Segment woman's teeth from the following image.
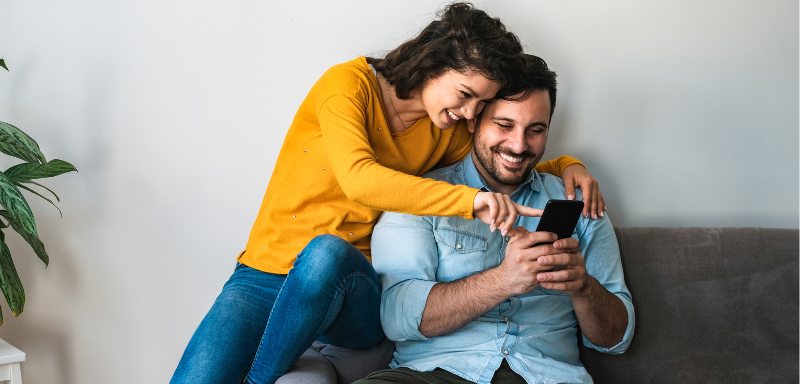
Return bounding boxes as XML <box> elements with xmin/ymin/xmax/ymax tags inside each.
<box><xmin>447</xmin><ymin>110</ymin><xmax>460</xmax><ymax>121</ymax></box>
<box><xmin>499</xmin><ymin>153</ymin><xmax>523</xmax><ymax>163</ymax></box>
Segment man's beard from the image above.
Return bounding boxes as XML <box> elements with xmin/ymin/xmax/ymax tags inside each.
<box><xmin>473</xmin><ymin>131</ymin><xmax>543</xmax><ymax>187</ymax></box>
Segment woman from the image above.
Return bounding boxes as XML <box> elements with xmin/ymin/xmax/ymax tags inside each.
<box><xmin>171</xmin><ymin>3</ymin><xmax>606</xmax><ymax>384</ymax></box>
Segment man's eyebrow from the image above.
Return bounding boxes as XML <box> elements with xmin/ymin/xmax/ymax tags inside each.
<box><xmin>491</xmin><ymin>117</ymin><xmax>516</xmax><ymax>124</ymax></box>
<box><xmin>491</xmin><ymin>116</ymin><xmax>548</xmax><ymax>128</ymax></box>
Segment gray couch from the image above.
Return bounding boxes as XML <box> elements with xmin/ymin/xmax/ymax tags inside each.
<box><xmin>580</xmin><ymin>227</ymin><xmax>799</xmax><ymax>383</ymax></box>
<box><xmin>290</xmin><ymin>227</ymin><xmax>798</xmax><ymax>384</ymax></box>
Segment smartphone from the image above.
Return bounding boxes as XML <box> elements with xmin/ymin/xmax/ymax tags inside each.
<box><xmin>534</xmin><ymin>200</ymin><xmax>584</xmax><ymax>246</ymax></box>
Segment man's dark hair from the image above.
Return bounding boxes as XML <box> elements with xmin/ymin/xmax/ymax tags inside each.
<box><xmin>475</xmin><ymin>54</ymin><xmax>558</xmax><ymax>128</ymax></box>
<box><xmin>367</xmin><ymin>2</ymin><xmax>524</xmax><ymax>100</ymax></box>
<box><xmin>512</xmin><ymin>54</ymin><xmax>557</xmax><ymax>117</ymax></box>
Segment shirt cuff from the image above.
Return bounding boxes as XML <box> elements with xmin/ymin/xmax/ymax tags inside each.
<box><xmin>582</xmin><ymin>293</ymin><xmax>636</xmax><ymax>354</ymax></box>
<box><xmin>389</xmin><ymin>279</ymin><xmax>438</xmax><ymax>341</ymax></box>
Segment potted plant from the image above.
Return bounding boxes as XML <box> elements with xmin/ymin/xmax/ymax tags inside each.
<box><xmin>0</xmin><ymin>58</ymin><xmax>77</xmax><ymax>324</ymax></box>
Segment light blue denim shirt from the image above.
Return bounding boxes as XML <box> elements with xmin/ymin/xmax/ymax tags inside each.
<box><xmin>371</xmin><ymin>153</ymin><xmax>635</xmax><ymax>384</ymax></box>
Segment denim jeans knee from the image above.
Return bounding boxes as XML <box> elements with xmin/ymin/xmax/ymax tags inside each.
<box><xmin>293</xmin><ymin>235</ymin><xmax>376</xmax><ymax>286</ymax></box>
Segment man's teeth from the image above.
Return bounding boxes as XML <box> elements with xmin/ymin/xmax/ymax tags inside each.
<box><xmin>447</xmin><ymin>110</ymin><xmax>460</xmax><ymax>121</ymax></box>
<box><xmin>499</xmin><ymin>153</ymin><xmax>523</xmax><ymax>163</ymax></box>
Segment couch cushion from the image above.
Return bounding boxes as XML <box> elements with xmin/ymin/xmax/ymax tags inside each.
<box><xmin>580</xmin><ymin>227</ymin><xmax>799</xmax><ymax>383</ymax></box>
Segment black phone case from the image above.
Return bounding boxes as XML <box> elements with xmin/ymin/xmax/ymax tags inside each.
<box><xmin>534</xmin><ymin>200</ymin><xmax>584</xmax><ymax>245</ymax></box>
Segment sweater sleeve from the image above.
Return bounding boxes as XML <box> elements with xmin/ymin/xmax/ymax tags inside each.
<box><xmin>318</xmin><ymin>94</ymin><xmax>479</xmax><ymax>219</ymax></box>
<box><xmin>534</xmin><ymin>156</ymin><xmax>584</xmax><ymax>177</ymax></box>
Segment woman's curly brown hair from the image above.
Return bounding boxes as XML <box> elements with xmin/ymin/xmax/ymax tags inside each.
<box><xmin>368</xmin><ymin>2</ymin><xmax>527</xmax><ymax>101</ymax></box>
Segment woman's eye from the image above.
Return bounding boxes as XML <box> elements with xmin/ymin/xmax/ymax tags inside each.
<box><xmin>460</xmin><ymin>91</ymin><xmax>471</xmax><ymax>98</ymax></box>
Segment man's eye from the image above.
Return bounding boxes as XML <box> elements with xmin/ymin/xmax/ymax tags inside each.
<box><xmin>498</xmin><ymin>124</ymin><xmax>512</xmax><ymax>129</ymax></box>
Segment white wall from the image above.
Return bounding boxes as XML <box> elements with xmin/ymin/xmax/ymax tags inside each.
<box><xmin>0</xmin><ymin>1</ymin><xmax>796</xmax><ymax>383</ymax></box>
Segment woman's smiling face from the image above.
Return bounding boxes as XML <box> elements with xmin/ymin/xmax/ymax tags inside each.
<box><xmin>418</xmin><ymin>70</ymin><xmax>501</xmax><ymax>129</ymax></box>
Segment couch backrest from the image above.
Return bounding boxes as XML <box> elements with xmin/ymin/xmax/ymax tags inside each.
<box><xmin>580</xmin><ymin>227</ymin><xmax>799</xmax><ymax>383</ymax></box>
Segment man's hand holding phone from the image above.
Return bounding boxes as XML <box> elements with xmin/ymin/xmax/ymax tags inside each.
<box><xmin>535</xmin><ymin>237</ymin><xmax>591</xmax><ymax>296</ymax></box>
<box><xmin>497</xmin><ymin>227</ymin><xmax>559</xmax><ymax>296</ymax></box>
<box><xmin>499</xmin><ymin>229</ymin><xmax>592</xmax><ymax>297</ymax></box>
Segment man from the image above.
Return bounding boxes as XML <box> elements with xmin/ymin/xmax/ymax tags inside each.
<box><xmin>359</xmin><ymin>55</ymin><xmax>635</xmax><ymax>384</ymax></box>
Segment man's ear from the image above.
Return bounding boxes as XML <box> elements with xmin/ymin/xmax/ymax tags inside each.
<box><xmin>467</xmin><ymin>118</ymin><xmax>476</xmax><ymax>133</ymax></box>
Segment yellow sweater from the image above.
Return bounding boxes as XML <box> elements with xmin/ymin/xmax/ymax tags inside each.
<box><xmin>239</xmin><ymin>57</ymin><xmax>582</xmax><ymax>274</ymax></box>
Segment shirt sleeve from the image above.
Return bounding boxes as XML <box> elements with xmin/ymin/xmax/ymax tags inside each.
<box><xmin>371</xmin><ymin>211</ymin><xmax>440</xmax><ymax>342</ymax></box>
<box><xmin>318</xmin><ymin>94</ymin><xmax>479</xmax><ymax>219</ymax></box>
<box><xmin>574</xmin><ymin>202</ymin><xmax>636</xmax><ymax>354</ymax></box>
<box><xmin>533</xmin><ymin>156</ymin><xmax>584</xmax><ymax>177</ymax></box>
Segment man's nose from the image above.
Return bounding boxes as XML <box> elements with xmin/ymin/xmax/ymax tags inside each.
<box><xmin>507</xmin><ymin>129</ymin><xmax>527</xmax><ymax>154</ymax></box>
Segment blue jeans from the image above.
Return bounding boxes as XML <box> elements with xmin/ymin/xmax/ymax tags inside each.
<box><xmin>171</xmin><ymin>235</ymin><xmax>385</xmax><ymax>384</ymax></box>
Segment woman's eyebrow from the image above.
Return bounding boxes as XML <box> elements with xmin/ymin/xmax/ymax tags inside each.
<box><xmin>458</xmin><ymin>83</ymin><xmax>478</xmax><ymax>97</ymax></box>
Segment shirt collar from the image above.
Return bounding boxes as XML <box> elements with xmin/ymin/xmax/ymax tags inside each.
<box><xmin>462</xmin><ymin>151</ymin><xmax>541</xmax><ymax>194</ymax></box>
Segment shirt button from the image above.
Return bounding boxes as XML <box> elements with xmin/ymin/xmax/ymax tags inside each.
<box><xmin>504</xmin><ymin>317</ymin><xmax>509</xmax><ymax>322</ymax></box>
<box><xmin>456</xmin><ymin>244</ymin><xmax>462</xmax><ymax>249</ymax></box>
<box><xmin>504</xmin><ymin>236</ymin><xmax>510</xmax><ymax>241</ymax></box>
<box><xmin>503</xmin><ymin>350</ymin><xmax>509</xmax><ymax>355</ymax></box>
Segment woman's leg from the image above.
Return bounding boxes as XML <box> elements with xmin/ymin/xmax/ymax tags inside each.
<box><xmin>245</xmin><ymin>234</ymin><xmax>385</xmax><ymax>384</ymax></box>
<box><xmin>171</xmin><ymin>263</ymin><xmax>286</xmax><ymax>384</ymax></box>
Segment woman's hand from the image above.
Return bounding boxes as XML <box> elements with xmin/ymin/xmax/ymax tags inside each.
<box><xmin>473</xmin><ymin>192</ymin><xmax>543</xmax><ymax>236</ymax></box>
<box><xmin>562</xmin><ymin>164</ymin><xmax>606</xmax><ymax>219</ymax></box>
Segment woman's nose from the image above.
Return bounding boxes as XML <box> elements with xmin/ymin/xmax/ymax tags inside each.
<box><xmin>461</xmin><ymin>100</ymin><xmax>482</xmax><ymax>120</ymax></box>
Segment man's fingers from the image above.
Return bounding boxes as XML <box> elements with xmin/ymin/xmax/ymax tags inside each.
<box><xmin>512</xmin><ymin>231</ymin><xmax>557</xmax><ymax>249</ymax></box>
<box><xmin>538</xmin><ymin>281</ymin><xmax>582</xmax><ymax>292</ymax></box>
<box><xmin>506</xmin><ymin>225</ymin><xmax>530</xmax><ymax>239</ymax></box>
<box><xmin>536</xmin><ymin>252</ymin><xmax>577</xmax><ymax>268</ymax></box>
<box><xmin>553</xmin><ymin>236</ymin><xmax>580</xmax><ymax>250</ymax></box>
<box><xmin>536</xmin><ymin>268</ymin><xmax>577</xmax><ymax>282</ymax></box>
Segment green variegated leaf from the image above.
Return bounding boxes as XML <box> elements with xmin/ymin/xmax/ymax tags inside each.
<box><xmin>0</xmin><ymin>238</ymin><xmax>24</xmax><ymax>317</ymax></box>
<box><xmin>0</xmin><ymin>211</ymin><xmax>47</xmax><ymax>267</ymax></box>
<box><xmin>0</xmin><ymin>172</ymin><xmax>36</xmax><ymax>236</ymax></box>
<box><xmin>25</xmin><ymin>181</ymin><xmax>60</xmax><ymax>202</ymax></box>
<box><xmin>0</xmin><ymin>121</ymin><xmax>45</xmax><ymax>164</ymax></box>
<box><xmin>0</xmin><ymin>59</ymin><xmax>7</xmax><ymax>71</ymax></box>
<box><xmin>5</xmin><ymin>159</ymin><xmax>77</xmax><ymax>182</ymax></box>
<box><xmin>14</xmin><ymin>182</ymin><xmax>62</xmax><ymax>217</ymax></box>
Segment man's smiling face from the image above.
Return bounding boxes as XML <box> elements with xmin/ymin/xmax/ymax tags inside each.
<box><xmin>468</xmin><ymin>89</ymin><xmax>551</xmax><ymax>195</ymax></box>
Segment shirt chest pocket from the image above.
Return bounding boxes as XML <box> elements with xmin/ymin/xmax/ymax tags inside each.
<box><xmin>434</xmin><ymin>227</ymin><xmax>488</xmax><ymax>282</ymax></box>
